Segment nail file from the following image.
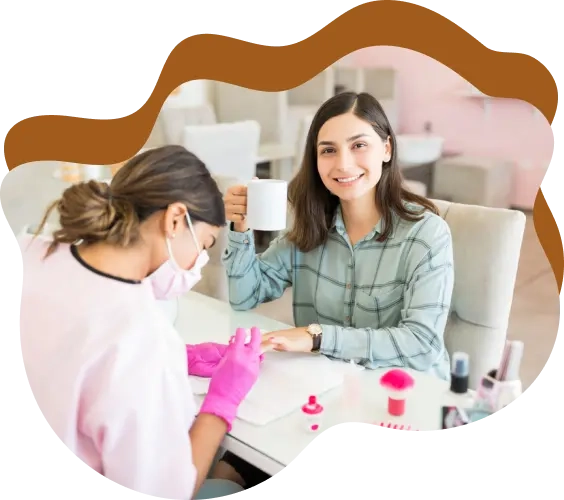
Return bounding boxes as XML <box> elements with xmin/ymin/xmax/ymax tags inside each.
<box><xmin>496</xmin><ymin>341</ymin><xmax>511</xmax><ymax>381</ymax></box>
<box><xmin>374</xmin><ymin>421</ymin><xmax>418</xmax><ymax>430</ymax></box>
<box><xmin>504</xmin><ymin>341</ymin><xmax>524</xmax><ymax>381</ymax></box>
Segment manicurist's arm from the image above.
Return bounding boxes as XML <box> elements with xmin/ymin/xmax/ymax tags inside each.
<box><xmin>188</xmin><ymin>413</ymin><xmax>228</xmax><ymax>496</ymax></box>
<box><xmin>86</xmin><ymin>336</ymin><xmax>223</xmax><ymax>500</ymax></box>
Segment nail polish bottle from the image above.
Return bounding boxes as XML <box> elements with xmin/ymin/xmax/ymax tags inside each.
<box><xmin>302</xmin><ymin>395</ymin><xmax>324</xmax><ymax>433</ymax></box>
<box><xmin>440</xmin><ymin>352</ymin><xmax>474</xmax><ymax>427</ymax></box>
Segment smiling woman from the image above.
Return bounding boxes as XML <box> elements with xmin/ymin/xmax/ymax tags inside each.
<box><xmin>216</xmin><ymin>91</ymin><xmax>455</xmax><ymax>487</ymax></box>
<box><xmin>221</xmin><ymin>91</ymin><xmax>454</xmax><ymax>380</ymax></box>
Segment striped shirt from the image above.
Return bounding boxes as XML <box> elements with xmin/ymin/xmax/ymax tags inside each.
<box><xmin>222</xmin><ymin>204</ymin><xmax>454</xmax><ymax>380</ymax></box>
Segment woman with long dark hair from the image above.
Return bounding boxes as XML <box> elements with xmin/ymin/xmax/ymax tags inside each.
<box><xmin>216</xmin><ymin>91</ymin><xmax>455</xmax><ymax>489</ymax></box>
<box><xmin>223</xmin><ymin>91</ymin><xmax>454</xmax><ymax>377</ymax></box>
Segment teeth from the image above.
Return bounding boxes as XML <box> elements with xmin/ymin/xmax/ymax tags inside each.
<box><xmin>336</xmin><ymin>175</ymin><xmax>361</xmax><ymax>183</ymax></box>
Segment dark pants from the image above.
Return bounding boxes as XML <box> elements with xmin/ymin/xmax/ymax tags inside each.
<box><xmin>220</xmin><ymin>451</ymin><xmax>272</xmax><ymax>489</ymax></box>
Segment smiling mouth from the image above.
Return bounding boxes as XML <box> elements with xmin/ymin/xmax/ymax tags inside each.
<box><xmin>334</xmin><ymin>174</ymin><xmax>364</xmax><ymax>183</ymax></box>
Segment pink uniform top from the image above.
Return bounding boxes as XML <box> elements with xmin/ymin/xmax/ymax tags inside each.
<box><xmin>19</xmin><ymin>234</ymin><xmax>198</xmax><ymax>499</ymax></box>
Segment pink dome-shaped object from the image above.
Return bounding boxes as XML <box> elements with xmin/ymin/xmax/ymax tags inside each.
<box><xmin>380</xmin><ymin>369</ymin><xmax>415</xmax><ymax>416</ymax></box>
<box><xmin>380</xmin><ymin>369</ymin><xmax>415</xmax><ymax>391</ymax></box>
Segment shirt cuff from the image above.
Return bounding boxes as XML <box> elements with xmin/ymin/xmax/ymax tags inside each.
<box><xmin>319</xmin><ymin>324</ymin><xmax>340</xmax><ymax>357</ymax></box>
<box><xmin>226</xmin><ymin>223</ymin><xmax>255</xmax><ymax>250</ymax></box>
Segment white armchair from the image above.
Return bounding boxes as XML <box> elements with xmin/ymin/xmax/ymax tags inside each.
<box><xmin>182</xmin><ymin>120</ymin><xmax>261</xmax><ymax>180</ymax></box>
<box><xmin>432</xmin><ymin>199</ymin><xmax>526</xmax><ymax>388</ymax></box>
<box><xmin>159</xmin><ymin>103</ymin><xmax>217</xmax><ymax>145</ymax></box>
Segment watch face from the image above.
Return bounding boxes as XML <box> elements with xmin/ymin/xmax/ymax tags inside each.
<box><xmin>309</xmin><ymin>324</ymin><xmax>322</xmax><ymax>335</ymax></box>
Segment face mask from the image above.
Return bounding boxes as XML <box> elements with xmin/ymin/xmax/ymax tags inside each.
<box><xmin>149</xmin><ymin>212</ymin><xmax>210</xmax><ymax>300</ymax></box>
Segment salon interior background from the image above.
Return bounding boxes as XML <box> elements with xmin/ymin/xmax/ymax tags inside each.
<box><xmin>164</xmin><ymin>47</ymin><xmax>550</xmax><ymax>211</ymax></box>
<box><xmin>1</xmin><ymin>46</ymin><xmax>557</xmax><ymax>391</ymax></box>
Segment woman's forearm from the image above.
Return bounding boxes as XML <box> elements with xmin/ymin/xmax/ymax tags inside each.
<box><xmin>319</xmin><ymin>321</ymin><xmax>449</xmax><ymax>378</ymax></box>
<box><xmin>222</xmin><ymin>229</ymin><xmax>293</xmax><ymax>310</ymax></box>
<box><xmin>189</xmin><ymin>413</ymin><xmax>228</xmax><ymax>498</ymax></box>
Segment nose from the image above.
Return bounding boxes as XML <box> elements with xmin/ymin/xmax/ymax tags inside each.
<box><xmin>335</xmin><ymin>149</ymin><xmax>354</xmax><ymax>172</ymax></box>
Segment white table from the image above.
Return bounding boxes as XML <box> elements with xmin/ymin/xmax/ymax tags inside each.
<box><xmin>172</xmin><ymin>292</ymin><xmax>473</xmax><ymax>476</ymax></box>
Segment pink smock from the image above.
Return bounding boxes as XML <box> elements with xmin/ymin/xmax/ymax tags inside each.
<box><xmin>19</xmin><ymin>234</ymin><xmax>198</xmax><ymax>499</ymax></box>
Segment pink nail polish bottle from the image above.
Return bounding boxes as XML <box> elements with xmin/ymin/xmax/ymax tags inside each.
<box><xmin>302</xmin><ymin>395</ymin><xmax>324</xmax><ymax>433</ymax></box>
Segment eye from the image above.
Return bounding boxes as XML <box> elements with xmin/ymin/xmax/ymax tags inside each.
<box><xmin>352</xmin><ymin>142</ymin><xmax>367</xmax><ymax>150</ymax></box>
<box><xmin>319</xmin><ymin>147</ymin><xmax>335</xmax><ymax>155</ymax></box>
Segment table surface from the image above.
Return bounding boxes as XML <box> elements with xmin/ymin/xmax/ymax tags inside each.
<box><xmin>173</xmin><ymin>292</ymin><xmax>470</xmax><ymax>475</ymax></box>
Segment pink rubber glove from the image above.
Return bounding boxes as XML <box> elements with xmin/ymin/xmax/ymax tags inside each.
<box><xmin>186</xmin><ymin>342</ymin><xmax>229</xmax><ymax>378</ymax></box>
<box><xmin>199</xmin><ymin>327</ymin><xmax>262</xmax><ymax>431</ymax></box>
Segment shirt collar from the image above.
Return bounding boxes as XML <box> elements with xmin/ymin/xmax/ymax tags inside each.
<box><xmin>330</xmin><ymin>204</ymin><xmax>394</xmax><ymax>241</ymax></box>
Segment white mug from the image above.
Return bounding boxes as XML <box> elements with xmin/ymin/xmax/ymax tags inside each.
<box><xmin>246</xmin><ymin>179</ymin><xmax>288</xmax><ymax>231</ymax></box>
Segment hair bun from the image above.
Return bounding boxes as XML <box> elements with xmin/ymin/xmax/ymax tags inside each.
<box><xmin>54</xmin><ymin>180</ymin><xmax>140</xmax><ymax>246</ymax></box>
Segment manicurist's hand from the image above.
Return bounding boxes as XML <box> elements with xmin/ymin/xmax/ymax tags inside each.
<box><xmin>186</xmin><ymin>342</ymin><xmax>229</xmax><ymax>378</ymax></box>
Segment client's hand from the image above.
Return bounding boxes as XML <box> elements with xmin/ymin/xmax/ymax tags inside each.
<box><xmin>261</xmin><ymin>327</ymin><xmax>313</xmax><ymax>353</ymax></box>
<box><xmin>186</xmin><ymin>342</ymin><xmax>229</xmax><ymax>378</ymax></box>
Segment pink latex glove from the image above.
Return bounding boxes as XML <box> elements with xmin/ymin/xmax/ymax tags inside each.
<box><xmin>186</xmin><ymin>342</ymin><xmax>229</xmax><ymax>378</ymax></box>
<box><xmin>187</xmin><ymin>339</ymin><xmax>265</xmax><ymax>378</ymax></box>
<box><xmin>199</xmin><ymin>327</ymin><xmax>262</xmax><ymax>431</ymax></box>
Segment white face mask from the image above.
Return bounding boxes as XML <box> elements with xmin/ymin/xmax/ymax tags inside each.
<box><xmin>149</xmin><ymin>212</ymin><xmax>210</xmax><ymax>300</ymax></box>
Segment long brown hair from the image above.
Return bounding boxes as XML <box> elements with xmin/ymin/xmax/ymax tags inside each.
<box><xmin>36</xmin><ymin>145</ymin><xmax>226</xmax><ymax>257</ymax></box>
<box><xmin>287</xmin><ymin>91</ymin><xmax>438</xmax><ymax>252</ymax></box>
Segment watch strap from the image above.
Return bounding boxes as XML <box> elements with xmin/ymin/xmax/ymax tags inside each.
<box><xmin>311</xmin><ymin>333</ymin><xmax>322</xmax><ymax>352</ymax></box>
<box><xmin>307</xmin><ymin>324</ymin><xmax>322</xmax><ymax>353</ymax></box>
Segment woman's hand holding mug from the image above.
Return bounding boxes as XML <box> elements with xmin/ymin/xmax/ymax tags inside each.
<box><xmin>223</xmin><ymin>177</ymin><xmax>258</xmax><ymax>233</ymax></box>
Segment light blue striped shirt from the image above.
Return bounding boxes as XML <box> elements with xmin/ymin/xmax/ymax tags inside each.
<box><xmin>222</xmin><ymin>204</ymin><xmax>454</xmax><ymax>380</ymax></box>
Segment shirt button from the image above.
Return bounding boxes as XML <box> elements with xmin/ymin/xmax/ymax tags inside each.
<box><xmin>346</xmin><ymin>283</ymin><xmax>351</xmax><ymax>289</ymax></box>
<box><xmin>345</xmin><ymin>316</ymin><xmax>350</xmax><ymax>321</ymax></box>
<box><xmin>244</xmin><ymin>239</ymin><xmax>249</xmax><ymax>244</ymax></box>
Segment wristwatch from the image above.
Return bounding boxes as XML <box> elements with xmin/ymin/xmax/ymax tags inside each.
<box><xmin>306</xmin><ymin>324</ymin><xmax>323</xmax><ymax>352</ymax></box>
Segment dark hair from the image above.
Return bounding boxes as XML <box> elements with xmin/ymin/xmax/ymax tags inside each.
<box><xmin>36</xmin><ymin>145</ymin><xmax>226</xmax><ymax>257</ymax></box>
<box><xmin>287</xmin><ymin>91</ymin><xmax>438</xmax><ymax>252</ymax></box>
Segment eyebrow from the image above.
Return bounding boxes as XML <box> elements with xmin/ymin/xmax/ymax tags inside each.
<box><xmin>318</xmin><ymin>133</ymin><xmax>370</xmax><ymax>147</ymax></box>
